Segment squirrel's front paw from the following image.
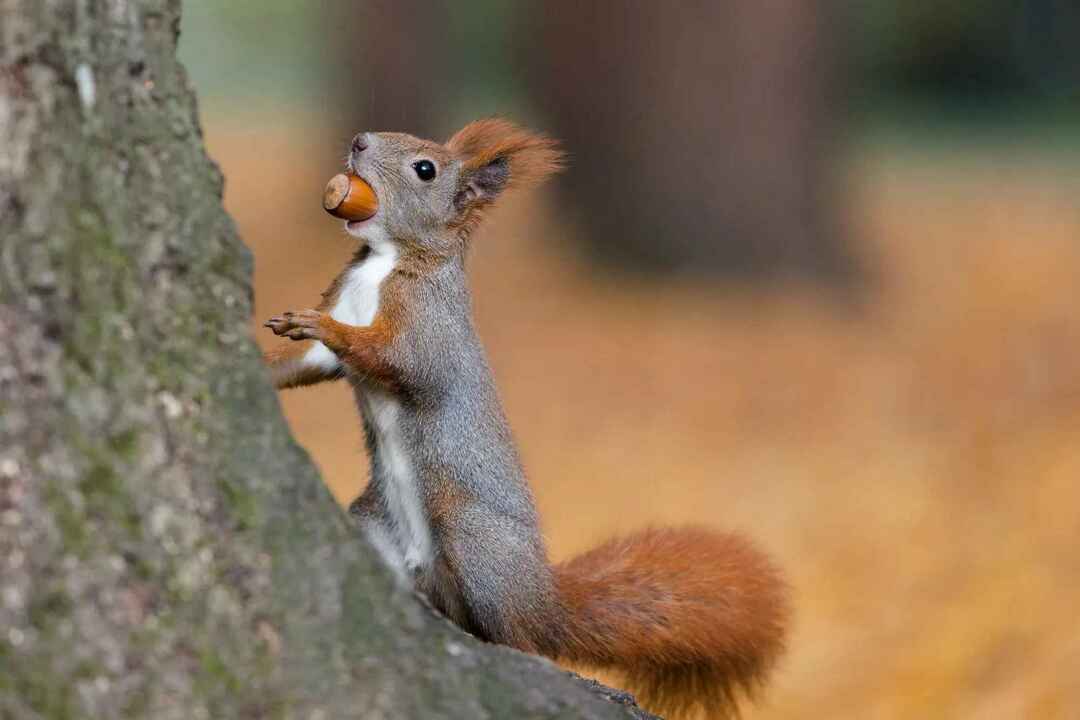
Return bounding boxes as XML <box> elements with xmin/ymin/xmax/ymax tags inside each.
<box><xmin>264</xmin><ymin>309</ymin><xmax>328</xmax><ymax>342</ymax></box>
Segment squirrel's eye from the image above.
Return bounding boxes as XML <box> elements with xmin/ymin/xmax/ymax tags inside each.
<box><xmin>413</xmin><ymin>160</ymin><xmax>436</xmax><ymax>182</ymax></box>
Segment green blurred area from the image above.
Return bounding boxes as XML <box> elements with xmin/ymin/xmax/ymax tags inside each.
<box><xmin>180</xmin><ymin>3</ymin><xmax>331</xmax><ymax>107</ymax></box>
<box><xmin>180</xmin><ymin>0</ymin><xmax>529</xmax><ymax>127</ymax></box>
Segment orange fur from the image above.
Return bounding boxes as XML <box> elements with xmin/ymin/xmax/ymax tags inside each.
<box><xmin>315</xmin><ymin>310</ymin><xmax>401</xmax><ymax>391</ymax></box>
<box><xmin>553</xmin><ymin>527</ymin><xmax>790</xmax><ymax>718</ymax></box>
<box><xmin>263</xmin><ymin>339</ymin><xmax>311</xmax><ymax>366</ymax></box>
<box><xmin>447</xmin><ymin>117</ymin><xmax>565</xmax><ymax>188</ymax></box>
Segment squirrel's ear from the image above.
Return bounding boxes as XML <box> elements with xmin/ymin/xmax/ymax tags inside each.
<box><xmin>447</xmin><ymin>118</ymin><xmax>564</xmax><ymax>211</ymax></box>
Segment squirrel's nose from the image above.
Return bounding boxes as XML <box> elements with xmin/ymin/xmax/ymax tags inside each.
<box><xmin>351</xmin><ymin>133</ymin><xmax>370</xmax><ymax>155</ymax></box>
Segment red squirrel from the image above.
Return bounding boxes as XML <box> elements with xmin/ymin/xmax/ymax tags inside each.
<box><xmin>263</xmin><ymin>118</ymin><xmax>789</xmax><ymax>718</ymax></box>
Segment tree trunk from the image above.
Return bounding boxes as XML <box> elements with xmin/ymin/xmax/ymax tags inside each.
<box><xmin>329</xmin><ymin>0</ymin><xmax>453</xmax><ymax>138</ymax></box>
<box><xmin>0</xmin><ymin>2</ymin><xmax>655</xmax><ymax>718</ymax></box>
<box><xmin>527</xmin><ymin>0</ymin><xmax>854</xmax><ymax>283</ymax></box>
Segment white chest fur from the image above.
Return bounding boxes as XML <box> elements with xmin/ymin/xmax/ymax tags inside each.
<box><xmin>330</xmin><ymin>243</ymin><xmax>398</xmax><ymax>327</ymax></box>
<box><xmin>305</xmin><ymin>236</ymin><xmax>432</xmax><ymax>579</ymax></box>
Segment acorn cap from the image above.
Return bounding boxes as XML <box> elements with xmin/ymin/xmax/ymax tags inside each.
<box><xmin>323</xmin><ymin>173</ymin><xmax>378</xmax><ymax>221</ymax></box>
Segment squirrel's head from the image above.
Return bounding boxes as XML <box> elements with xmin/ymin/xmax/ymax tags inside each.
<box><xmin>342</xmin><ymin>117</ymin><xmax>563</xmax><ymax>253</ymax></box>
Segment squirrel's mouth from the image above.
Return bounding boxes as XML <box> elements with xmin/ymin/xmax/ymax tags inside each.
<box><xmin>345</xmin><ymin>217</ymin><xmax>374</xmax><ymax>236</ymax></box>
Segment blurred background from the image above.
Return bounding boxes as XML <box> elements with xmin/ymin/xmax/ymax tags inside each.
<box><xmin>180</xmin><ymin>2</ymin><xmax>1080</xmax><ymax>717</ymax></box>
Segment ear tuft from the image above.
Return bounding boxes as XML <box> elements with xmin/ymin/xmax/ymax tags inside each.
<box><xmin>447</xmin><ymin>117</ymin><xmax>565</xmax><ymax>207</ymax></box>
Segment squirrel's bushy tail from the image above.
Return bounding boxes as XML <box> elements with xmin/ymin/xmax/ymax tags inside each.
<box><xmin>552</xmin><ymin>527</ymin><xmax>789</xmax><ymax>718</ymax></box>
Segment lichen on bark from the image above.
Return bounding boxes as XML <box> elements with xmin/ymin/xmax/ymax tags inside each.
<box><xmin>0</xmin><ymin>1</ymin><xmax>656</xmax><ymax>718</ymax></box>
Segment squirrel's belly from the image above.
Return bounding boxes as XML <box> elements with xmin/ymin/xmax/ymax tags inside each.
<box><xmin>355</xmin><ymin>385</ymin><xmax>433</xmax><ymax>577</ymax></box>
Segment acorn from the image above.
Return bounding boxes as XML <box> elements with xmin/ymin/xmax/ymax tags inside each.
<box><xmin>323</xmin><ymin>173</ymin><xmax>378</xmax><ymax>221</ymax></box>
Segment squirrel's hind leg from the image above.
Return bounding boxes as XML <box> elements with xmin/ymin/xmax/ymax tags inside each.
<box><xmin>349</xmin><ymin>488</ymin><xmax>410</xmax><ymax>582</ymax></box>
<box><xmin>435</xmin><ymin>515</ymin><xmax>562</xmax><ymax>656</ymax></box>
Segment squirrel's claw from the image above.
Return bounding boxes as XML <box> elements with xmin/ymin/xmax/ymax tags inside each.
<box><xmin>265</xmin><ymin>310</ymin><xmax>325</xmax><ymax>341</ymax></box>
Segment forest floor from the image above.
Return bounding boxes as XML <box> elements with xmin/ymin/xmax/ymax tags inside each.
<box><xmin>207</xmin><ymin>116</ymin><xmax>1080</xmax><ymax>720</ymax></box>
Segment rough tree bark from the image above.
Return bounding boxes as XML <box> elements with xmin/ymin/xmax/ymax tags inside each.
<box><xmin>0</xmin><ymin>2</ymin><xmax>657</xmax><ymax>718</ymax></box>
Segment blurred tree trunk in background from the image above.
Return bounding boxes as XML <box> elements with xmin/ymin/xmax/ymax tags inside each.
<box><xmin>528</xmin><ymin>1</ymin><xmax>853</xmax><ymax>282</ymax></box>
<box><xmin>330</xmin><ymin>0</ymin><xmax>452</xmax><ymax>138</ymax></box>
<box><xmin>0</xmin><ymin>1</ymin><xmax>656</xmax><ymax>718</ymax></box>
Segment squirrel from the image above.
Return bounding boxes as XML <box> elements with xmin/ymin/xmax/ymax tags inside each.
<box><xmin>263</xmin><ymin>118</ymin><xmax>789</xmax><ymax>718</ymax></box>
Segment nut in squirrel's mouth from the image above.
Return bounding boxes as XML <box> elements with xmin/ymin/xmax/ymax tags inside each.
<box><xmin>323</xmin><ymin>173</ymin><xmax>379</xmax><ymax>232</ymax></box>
